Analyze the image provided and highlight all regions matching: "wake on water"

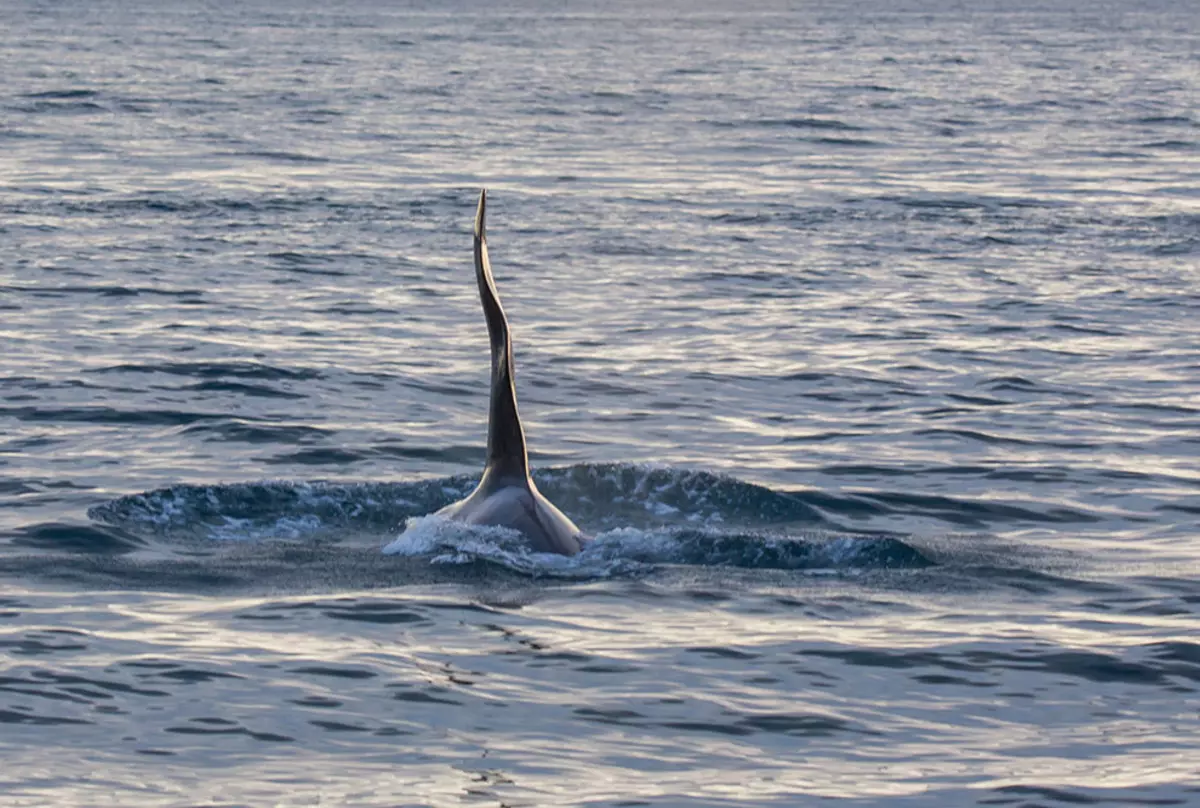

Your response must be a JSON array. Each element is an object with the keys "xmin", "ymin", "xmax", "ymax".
[{"xmin": 83, "ymin": 463, "xmax": 931, "ymax": 580}]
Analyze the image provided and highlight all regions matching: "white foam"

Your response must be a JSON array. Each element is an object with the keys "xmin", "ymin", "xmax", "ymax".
[{"xmin": 383, "ymin": 517, "xmax": 658, "ymax": 577}]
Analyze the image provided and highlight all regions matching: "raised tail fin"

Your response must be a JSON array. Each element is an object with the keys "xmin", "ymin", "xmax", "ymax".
[{"xmin": 474, "ymin": 190, "xmax": 530, "ymax": 481}]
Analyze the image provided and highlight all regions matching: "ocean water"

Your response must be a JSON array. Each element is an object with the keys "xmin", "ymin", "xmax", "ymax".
[{"xmin": 2, "ymin": 0, "xmax": 1199, "ymax": 804}]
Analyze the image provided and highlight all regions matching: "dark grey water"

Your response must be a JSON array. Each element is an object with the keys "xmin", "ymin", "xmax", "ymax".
[{"xmin": 2, "ymin": 1, "xmax": 1199, "ymax": 805}]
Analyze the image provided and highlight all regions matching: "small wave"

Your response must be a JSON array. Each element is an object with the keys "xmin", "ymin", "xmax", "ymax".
[
  {"xmin": 0, "ymin": 406, "xmax": 227, "ymax": 427},
  {"xmin": 21, "ymin": 90, "xmax": 98, "ymax": 100},
  {"xmin": 754, "ymin": 117, "xmax": 864, "ymax": 131},
  {"xmin": 267, "ymin": 251, "xmax": 351, "ymax": 276},
  {"xmin": 10, "ymin": 522, "xmax": 145, "ymax": 555},
  {"xmin": 183, "ymin": 381, "xmax": 306, "ymax": 400},
  {"xmin": 913, "ymin": 427, "xmax": 1094, "ymax": 450},
  {"xmin": 854, "ymin": 490, "xmax": 1099, "ymax": 527},
  {"xmin": 888, "ymin": 196, "xmax": 988, "ymax": 210},
  {"xmin": 10, "ymin": 100, "xmax": 106, "ymax": 115},
  {"xmin": 179, "ymin": 420, "xmax": 331, "ymax": 445},
  {"xmin": 0, "ymin": 284, "xmax": 204, "ymax": 299},
  {"xmin": 805, "ymin": 136, "xmax": 880, "ymax": 147},
  {"xmin": 802, "ymin": 641, "xmax": 1199, "ymax": 686},
  {"xmin": 262, "ymin": 448, "xmax": 370, "ymax": 466},
  {"xmin": 706, "ymin": 212, "xmax": 773, "ymax": 225},
  {"xmin": 1140, "ymin": 140, "xmax": 1198, "ymax": 152},
  {"xmin": 213, "ymin": 150, "xmax": 330, "ymax": 163},
  {"xmin": 1127, "ymin": 115, "xmax": 1196, "ymax": 127},
  {"xmin": 88, "ymin": 361, "xmax": 322, "ymax": 381},
  {"xmin": 591, "ymin": 239, "xmax": 673, "ymax": 257},
  {"xmin": 1150, "ymin": 239, "xmax": 1197, "ymax": 256}
]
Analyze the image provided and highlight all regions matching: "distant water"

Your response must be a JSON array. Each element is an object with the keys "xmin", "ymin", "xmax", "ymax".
[{"xmin": 2, "ymin": 0, "xmax": 1199, "ymax": 805}]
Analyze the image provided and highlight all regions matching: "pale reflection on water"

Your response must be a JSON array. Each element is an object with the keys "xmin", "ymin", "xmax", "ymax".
[{"xmin": 3, "ymin": 581, "xmax": 1197, "ymax": 804}]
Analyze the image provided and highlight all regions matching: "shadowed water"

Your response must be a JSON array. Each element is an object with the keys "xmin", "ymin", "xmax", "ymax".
[{"xmin": 1, "ymin": 0, "xmax": 1199, "ymax": 805}]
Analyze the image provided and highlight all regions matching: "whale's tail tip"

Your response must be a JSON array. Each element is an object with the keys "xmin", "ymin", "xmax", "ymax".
[{"xmin": 475, "ymin": 188, "xmax": 487, "ymax": 240}]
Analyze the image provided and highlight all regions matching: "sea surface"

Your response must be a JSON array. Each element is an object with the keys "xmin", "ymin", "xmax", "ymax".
[{"xmin": 2, "ymin": 0, "xmax": 1199, "ymax": 805}]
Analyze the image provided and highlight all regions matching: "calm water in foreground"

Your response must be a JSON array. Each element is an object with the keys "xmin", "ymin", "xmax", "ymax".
[{"xmin": 1, "ymin": 0, "xmax": 1198, "ymax": 805}]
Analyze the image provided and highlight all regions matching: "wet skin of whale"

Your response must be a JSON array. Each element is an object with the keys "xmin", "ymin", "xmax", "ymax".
[{"xmin": 433, "ymin": 190, "xmax": 585, "ymax": 556}]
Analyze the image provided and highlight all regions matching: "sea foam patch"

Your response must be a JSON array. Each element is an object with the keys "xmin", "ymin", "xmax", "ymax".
[
  {"xmin": 383, "ymin": 515, "xmax": 930, "ymax": 577},
  {"xmin": 383, "ymin": 514, "xmax": 625, "ymax": 577}
]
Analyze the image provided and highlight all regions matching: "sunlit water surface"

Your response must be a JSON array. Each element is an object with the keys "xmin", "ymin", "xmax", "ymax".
[{"xmin": 1, "ymin": 1, "xmax": 1198, "ymax": 805}]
